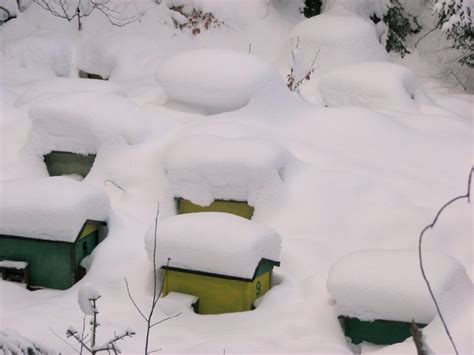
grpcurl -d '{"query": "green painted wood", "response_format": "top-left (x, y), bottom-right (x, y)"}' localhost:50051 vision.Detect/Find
top-left (339, 316), bottom-right (427, 345)
top-left (0, 236), bottom-right (74, 290)
top-left (74, 230), bottom-right (99, 281)
top-left (78, 70), bottom-right (107, 80)
top-left (177, 198), bottom-right (255, 219)
top-left (43, 151), bottom-right (96, 177)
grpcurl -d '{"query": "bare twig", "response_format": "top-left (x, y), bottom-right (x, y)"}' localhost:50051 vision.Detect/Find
top-left (411, 321), bottom-right (428, 355)
top-left (150, 312), bottom-right (182, 328)
top-left (49, 327), bottom-right (80, 354)
top-left (124, 278), bottom-right (147, 323)
top-left (418, 167), bottom-right (473, 355)
top-left (104, 179), bottom-right (125, 192)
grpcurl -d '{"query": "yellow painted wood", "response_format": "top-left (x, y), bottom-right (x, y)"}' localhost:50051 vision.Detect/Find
top-left (79, 224), bottom-right (98, 239)
top-left (178, 198), bottom-right (255, 220)
top-left (163, 269), bottom-right (272, 314)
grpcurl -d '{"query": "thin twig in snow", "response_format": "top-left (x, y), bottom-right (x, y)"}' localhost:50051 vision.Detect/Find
top-left (418, 167), bottom-right (473, 355)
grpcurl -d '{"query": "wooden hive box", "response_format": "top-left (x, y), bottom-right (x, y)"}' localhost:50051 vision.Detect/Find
top-left (146, 212), bottom-right (281, 314)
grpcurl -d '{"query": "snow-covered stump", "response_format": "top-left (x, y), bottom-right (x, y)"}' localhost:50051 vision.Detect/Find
top-left (163, 135), bottom-right (291, 219)
top-left (327, 250), bottom-right (471, 346)
top-left (0, 177), bottom-right (110, 290)
top-left (145, 212), bottom-right (281, 314)
top-left (25, 92), bottom-right (147, 179)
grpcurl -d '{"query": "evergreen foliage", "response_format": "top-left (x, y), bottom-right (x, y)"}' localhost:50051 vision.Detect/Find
top-left (382, 0), bottom-right (421, 58)
top-left (434, 0), bottom-right (473, 67)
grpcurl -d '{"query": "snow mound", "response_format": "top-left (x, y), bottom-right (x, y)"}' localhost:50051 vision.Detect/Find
top-left (14, 78), bottom-right (125, 106)
top-left (291, 11), bottom-right (388, 73)
top-left (0, 177), bottom-right (110, 242)
top-left (163, 135), bottom-right (292, 206)
top-left (1, 32), bottom-right (72, 78)
top-left (78, 284), bottom-right (101, 315)
top-left (145, 212), bottom-right (281, 279)
top-left (157, 49), bottom-right (286, 114)
top-left (320, 62), bottom-right (431, 111)
top-left (27, 93), bottom-right (148, 155)
top-left (327, 250), bottom-right (471, 324)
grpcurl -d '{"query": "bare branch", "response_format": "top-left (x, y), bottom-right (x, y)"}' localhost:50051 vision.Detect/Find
top-left (124, 277), bottom-right (148, 322)
top-left (49, 327), bottom-right (80, 354)
top-left (418, 167), bottom-right (473, 355)
top-left (150, 312), bottom-right (182, 328)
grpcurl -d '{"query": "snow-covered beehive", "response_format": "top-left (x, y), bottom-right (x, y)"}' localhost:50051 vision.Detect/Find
top-left (163, 134), bottom-right (291, 219)
top-left (145, 212), bottom-right (281, 314)
top-left (0, 177), bottom-right (110, 290)
top-left (327, 250), bottom-right (471, 345)
top-left (26, 92), bottom-right (148, 178)
top-left (157, 49), bottom-right (286, 114)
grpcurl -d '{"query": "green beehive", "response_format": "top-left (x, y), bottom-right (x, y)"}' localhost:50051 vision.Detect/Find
top-left (78, 69), bottom-right (108, 80)
top-left (147, 212), bottom-right (281, 314)
top-left (0, 177), bottom-right (110, 290)
top-left (176, 198), bottom-right (254, 219)
top-left (327, 250), bottom-right (465, 346)
top-left (0, 221), bottom-right (105, 290)
top-left (44, 151), bottom-right (96, 178)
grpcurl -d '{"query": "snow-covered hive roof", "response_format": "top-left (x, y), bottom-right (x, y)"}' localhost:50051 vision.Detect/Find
top-left (145, 212), bottom-right (281, 279)
top-left (26, 93), bottom-right (148, 155)
top-left (327, 250), bottom-right (471, 324)
top-left (163, 135), bottom-right (292, 206)
top-left (319, 62), bottom-right (432, 111)
top-left (14, 78), bottom-right (125, 107)
top-left (157, 49), bottom-right (286, 114)
top-left (290, 10), bottom-right (388, 73)
top-left (0, 177), bottom-right (110, 242)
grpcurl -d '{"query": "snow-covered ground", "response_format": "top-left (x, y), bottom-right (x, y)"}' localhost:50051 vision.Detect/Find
top-left (0, 0), bottom-right (472, 354)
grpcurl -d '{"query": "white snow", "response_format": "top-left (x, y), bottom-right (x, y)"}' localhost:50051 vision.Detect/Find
top-left (145, 212), bottom-right (281, 279)
top-left (0, 329), bottom-right (56, 355)
top-left (327, 250), bottom-right (472, 324)
top-left (14, 78), bottom-right (125, 106)
top-left (163, 135), bottom-right (293, 206)
top-left (0, 177), bottom-right (110, 242)
top-left (26, 92), bottom-right (149, 155)
top-left (319, 62), bottom-right (433, 112)
top-left (290, 10), bottom-right (388, 74)
top-left (77, 283), bottom-right (101, 315)
top-left (157, 49), bottom-right (287, 114)
top-left (0, 1), bottom-right (472, 354)
top-left (0, 260), bottom-right (28, 269)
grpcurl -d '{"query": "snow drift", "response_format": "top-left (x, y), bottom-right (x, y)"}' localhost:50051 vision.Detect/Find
top-left (319, 62), bottom-right (432, 111)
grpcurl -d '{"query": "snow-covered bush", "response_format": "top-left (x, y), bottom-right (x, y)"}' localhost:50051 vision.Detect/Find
top-left (166, 0), bottom-right (223, 35)
top-left (0, 329), bottom-right (55, 354)
top-left (433, 0), bottom-right (473, 67)
top-left (67, 284), bottom-right (135, 354)
top-left (33, 0), bottom-right (143, 31)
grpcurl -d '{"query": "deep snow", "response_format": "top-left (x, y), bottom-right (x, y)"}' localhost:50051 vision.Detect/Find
top-left (0, 0), bottom-right (472, 354)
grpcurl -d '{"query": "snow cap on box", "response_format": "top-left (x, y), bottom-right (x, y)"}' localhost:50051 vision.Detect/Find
top-left (26, 93), bottom-right (148, 155)
top-left (145, 212), bottom-right (281, 279)
top-left (163, 135), bottom-right (292, 206)
top-left (157, 49), bottom-right (286, 114)
top-left (327, 250), bottom-right (471, 324)
top-left (0, 177), bottom-right (110, 242)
